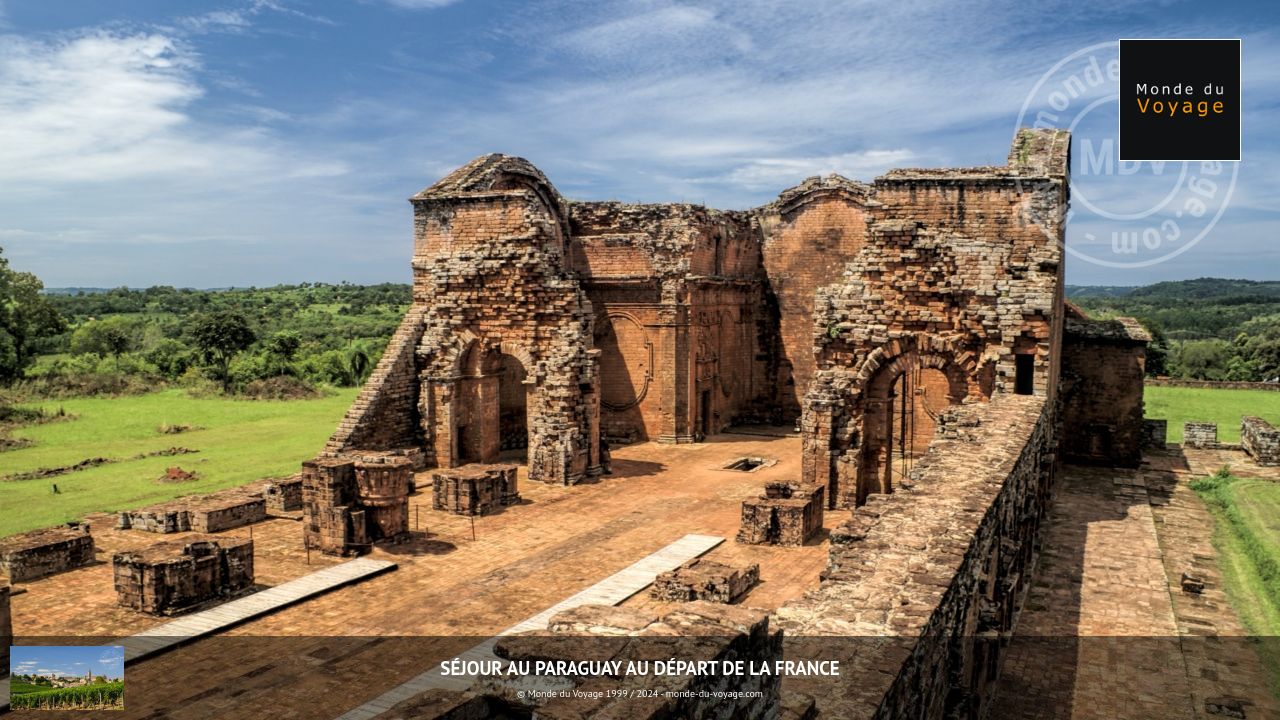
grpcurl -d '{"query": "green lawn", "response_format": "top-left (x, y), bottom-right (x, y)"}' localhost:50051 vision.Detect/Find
top-left (1145, 384), bottom-right (1280, 443)
top-left (0, 388), bottom-right (356, 537)
top-left (1191, 472), bottom-right (1280, 696)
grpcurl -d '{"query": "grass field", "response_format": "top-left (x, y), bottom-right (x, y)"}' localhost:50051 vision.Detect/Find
top-left (10, 681), bottom-right (125, 710)
top-left (1145, 384), bottom-right (1280, 443)
top-left (1191, 471), bottom-right (1280, 696)
top-left (0, 388), bottom-right (356, 537)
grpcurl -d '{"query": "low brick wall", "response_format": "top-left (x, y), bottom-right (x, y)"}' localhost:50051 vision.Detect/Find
top-left (1242, 416), bottom-right (1280, 466)
top-left (775, 394), bottom-right (1055, 719)
top-left (0, 524), bottom-right (96, 582)
top-left (1184, 422), bottom-right (1219, 449)
top-left (263, 477), bottom-right (304, 511)
top-left (113, 536), bottom-right (254, 615)
top-left (118, 492), bottom-right (266, 534)
top-left (192, 495), bottom-right (266, 533)
top-left (650, 558), bottom-right (759, 603)
top-left (1143, 419), bottom-right (1168, 448)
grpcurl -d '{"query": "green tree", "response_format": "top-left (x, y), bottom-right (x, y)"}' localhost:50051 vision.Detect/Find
top-left (70, 316), bottom-right (139, 369)
top-left (190, 311), bottom-right (256, 392)
top-left (264, 331), bottom-right (302, 376)
top-left (0, 248), bottom-right (65, 384)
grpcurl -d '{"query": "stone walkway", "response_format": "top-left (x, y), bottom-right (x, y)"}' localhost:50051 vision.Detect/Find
top-left (991, 451), bottom-right (1279, 719)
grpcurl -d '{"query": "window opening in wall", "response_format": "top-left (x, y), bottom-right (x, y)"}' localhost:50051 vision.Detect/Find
top-left (1014, 354), bottom-right (1035, 396)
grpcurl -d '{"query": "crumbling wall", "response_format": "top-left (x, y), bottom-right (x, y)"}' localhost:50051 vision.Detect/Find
top-left (263, 476), bottom-right (303, 511)
top-left (650, 558), bottom-right (759, 603)
top-left (756, 176), bottom-right (873, 421)
top-left (413, 155), bottom-right (600, 484)
top-left (118, 491), bottom-right (266, 534)
top-left (1060, 315), bottom-right (1150, 467)
top-left (570, 202), bottom-right (771, 441)
top-left (0, 524), bottom-right (95, 582)
top-left (431, 464), bottom-right (520, 516)
top-left (325, 305), bottom-right (428, 455)
top-left (113, 536), bottom-right (254, 615)
top-left (737, 481), bottom-right (825, 546)
top-left (776, 394), bottom-right (1056, 720)
top-left (1184, 422), bottom-right (1219, 448)
top-left (801, 129), bottom-right (1068, 508)
top-left (1242, 416), bottom-right (1280, 466)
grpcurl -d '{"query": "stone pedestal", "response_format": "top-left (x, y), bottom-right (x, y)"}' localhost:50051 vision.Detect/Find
top-left (303, 453), bottom-right (411, 556)
top-left (431, 464), bottom-right (520, 516)
top-left (113, 536), bottom-right (254, 615)
top-left (737, 481), bottom-right (824, 546)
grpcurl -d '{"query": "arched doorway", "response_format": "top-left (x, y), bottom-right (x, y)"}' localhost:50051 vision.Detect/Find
top-left (860, 356), bottom-right (967, 503)
top-left (496, 353), bottom-right (529, 460)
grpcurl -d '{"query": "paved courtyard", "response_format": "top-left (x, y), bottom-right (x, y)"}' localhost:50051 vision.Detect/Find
top-left (9, 432), bottom-right (836, 719)
top-left (990, 448), bottom-right (1279, 719)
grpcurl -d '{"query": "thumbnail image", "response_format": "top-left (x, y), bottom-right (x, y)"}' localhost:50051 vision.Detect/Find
top-left (9, 646), bottom-right (124, 711)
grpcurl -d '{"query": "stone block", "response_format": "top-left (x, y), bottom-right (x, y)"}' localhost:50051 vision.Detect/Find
top-left (738, 482), bottom-right (824, 546)
top-left (1143, 419), bottom-right (1168, 448)
top-left (113, 535), bottom-right (254, 615)
top-left (650, 558), bottom-right (759, 603)
top-left (1184, 422), bottom-right (1219, 449)
top-left (0, 523), bottom-right (95, 582)
top-left (1241, 416), bottom-right (1280, 466)
top-left (431, 464), bottom-right (520, 516)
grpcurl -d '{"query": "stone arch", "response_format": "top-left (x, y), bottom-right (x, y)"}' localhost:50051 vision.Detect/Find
top-left (496, 341), bottom-right (536, 381)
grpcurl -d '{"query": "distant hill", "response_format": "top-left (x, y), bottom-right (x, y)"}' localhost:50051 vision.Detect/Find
top-left (1064, 285), bottom-right (1139, 299)
top-left (1068, 277), bottom-right (1280, 343)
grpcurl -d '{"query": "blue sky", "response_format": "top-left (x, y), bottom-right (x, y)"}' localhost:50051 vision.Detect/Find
top-left (10, 645), bottom-right (124, 680)
top-left (0, 0), bottom-right (1277, 288)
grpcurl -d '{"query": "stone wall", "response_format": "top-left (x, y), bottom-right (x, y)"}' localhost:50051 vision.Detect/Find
top-left (1143, 419), bottom-right (1168, 448)
top-left (801, 129), bottom-right (1069, 508)
top-left (1242, 416), bottom-right (1280, 466)
top-left (1, 583), bottom-right (11, 688)
top-left (113, 536), bottom-right (254, 615)
top-left (118, 492), bottom-right (265, 534)
top-left (263, 477), bottom-right (303, 511)
top-left (737, 481), bottom-right (825, 546)
top-left (1148, 378), bottom-right (1280, 391)
top-left (776, 394), bottom-right (1056, 719)
top-left (1184, 422), bottom-right (1219, 448)
top-left (1060, 315), bottom-right (1150, 467)
top-left (0, 524), bottom-right (95, 582)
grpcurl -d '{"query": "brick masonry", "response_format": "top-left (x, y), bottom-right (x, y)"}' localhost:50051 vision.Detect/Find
top-left (777, 394), bottom-right (1056, 719)
top-left (737, 481), bottom-right (825, 546)
top-left (1060, 313), bottom-right (1150, 467)
top-left (1143, 419), bottom-right (1168, 448)
top-left (0, 523), bottom-right (95, 582)
top-left (302, 452), bottom-right (412, 555)
top-left (113, 535), bottom-right (254, 615)
top-left (1184, 422), bottom-right (1219, 449)
top-left (430, 464), bottom-right (520, 516)
top-left (1241, 415), bottom-right (1280, 466)
top-left (650, 558), bottom-right (760, 603)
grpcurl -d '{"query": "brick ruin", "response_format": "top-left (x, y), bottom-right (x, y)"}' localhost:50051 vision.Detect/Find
top-left (302, 452), bottom-right (413, 555)
top-left (0, 523), bottom-right (95, 582)
top-left (1060, 309), bottom-right (1150, 467)
top-left (737, 481), bottom-right (826, 546)
top-left (117, 491), bottom-right (266, 534)
top-left (650, 558), bottom-right (760, 604)
top-left (322, 129), bottom-right (1140, 506)
top-left (431, 463), bottom-right (520, 516)
top-left (1184, 422), bottom-right (1220, 449)
top-left (299, 128), bottom-right (1163, 717)
top-left (1241, 416), bottom-right (1280, 466)
top-left (113, 535), bottom-right (254, 615)
top-left (1, 583), bottom-right (10, 689)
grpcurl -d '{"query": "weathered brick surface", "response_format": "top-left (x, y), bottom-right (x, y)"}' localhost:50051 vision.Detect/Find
top-left (117, 491), bottom-right (266, 534)
top-left (737, 481), bottom-right (825, 546)
top-left (777, 394), bottom-right (1056, 720)
top-left (1, 583), bottom-right (11, 683)
top-left (1143, 419), bottom-right (1168, 448)
top-left (800, 129), bottom-right (1070, 509)
top-left (1184, 422), bottom-right (1219, 448)
top-left (1060, 314), bottom-right (1150, 467)
top-left (0, 524), bottom-right (95, 582)
top-left (302, 452), bottom-right (411, 555)
top-left (263, 476), bottom-right (304, 511)
top-left (113, 535), bottom-right (254, 615)
top-left (431, 464), bottom-right (519, 516)
top-left (1241, 415), bottom-right (1280, 465)
top-left (650, 558), bottom-right (759, 603)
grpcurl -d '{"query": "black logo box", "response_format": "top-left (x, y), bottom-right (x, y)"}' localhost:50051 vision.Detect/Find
top-left (1119, 39), bottom-right (1241, 161)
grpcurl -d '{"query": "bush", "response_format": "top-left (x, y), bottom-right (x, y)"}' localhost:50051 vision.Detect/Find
top-left (239, 376), bottom-right (326, 400)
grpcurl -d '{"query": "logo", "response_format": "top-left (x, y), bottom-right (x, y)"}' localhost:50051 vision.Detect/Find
top-left (1015, 41), bottom-right (1238, 269)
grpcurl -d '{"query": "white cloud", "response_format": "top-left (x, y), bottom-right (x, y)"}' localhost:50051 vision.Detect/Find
top-left (381, 0), bottom-right (462, 8)
top-left (0, 31), bottom-right (347, 187)
top-left (715, 150), bottom-right (916, 190)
